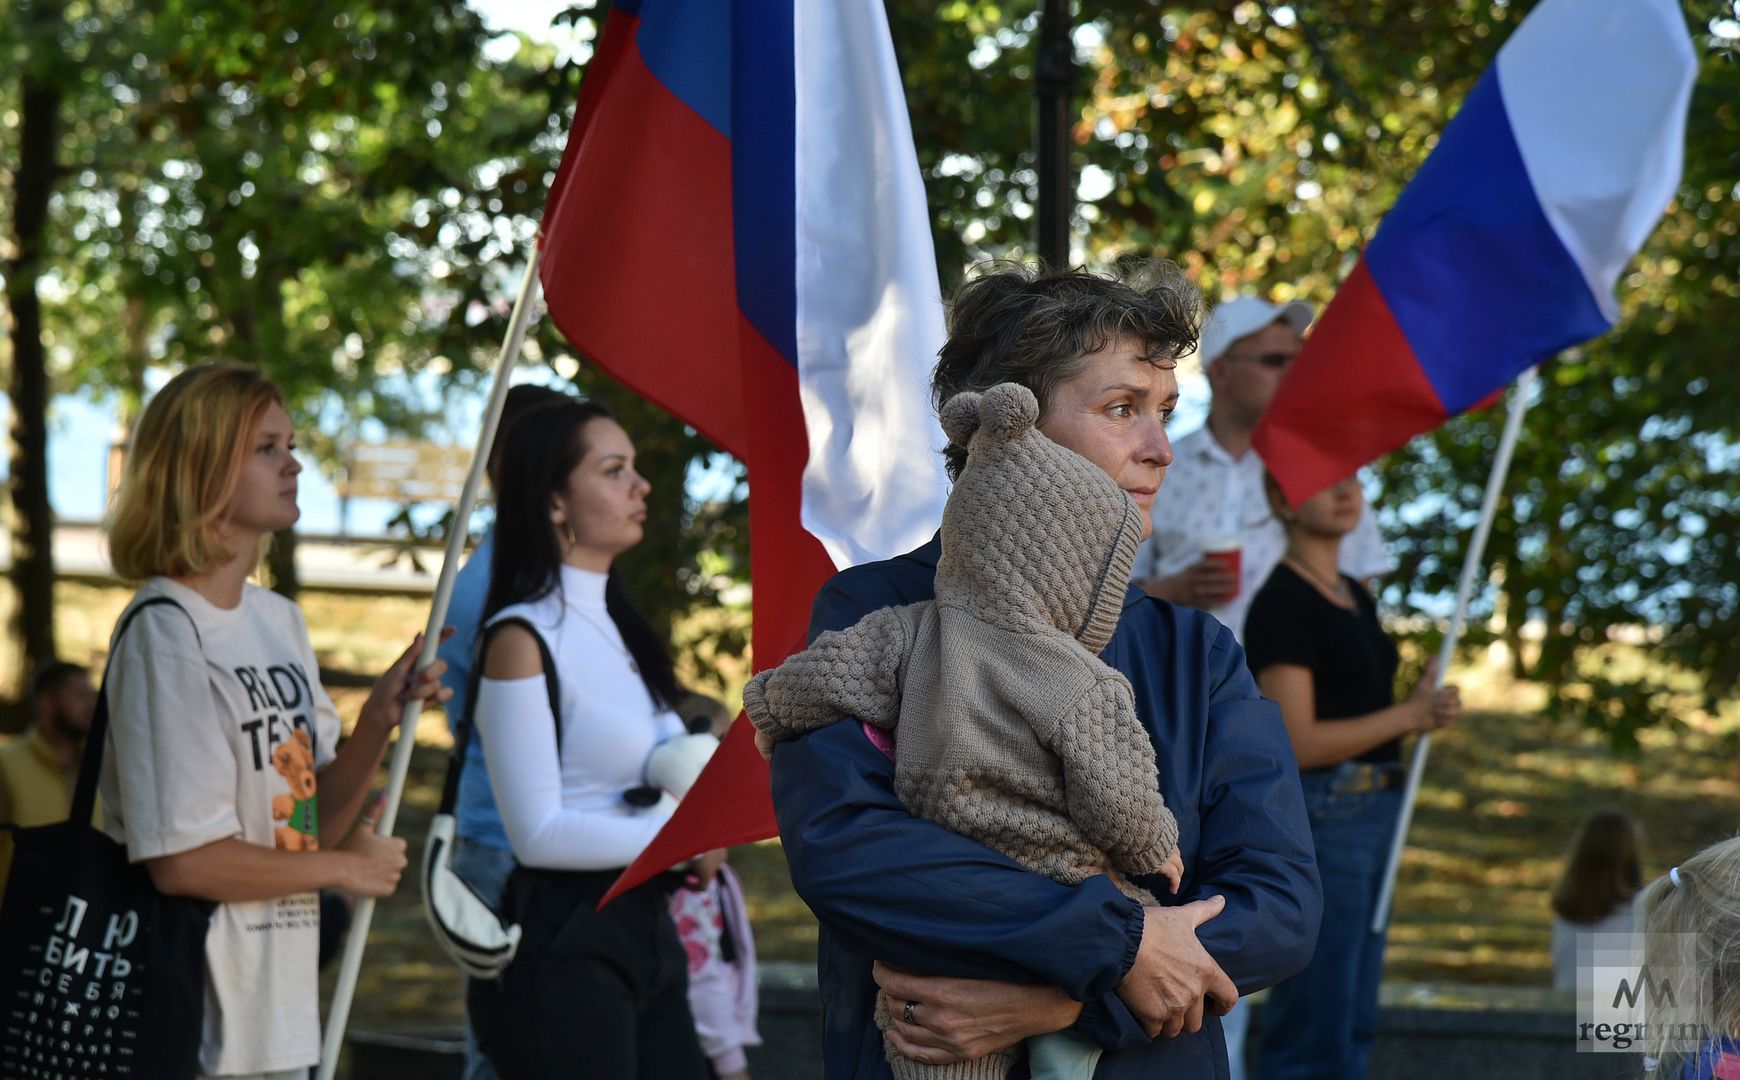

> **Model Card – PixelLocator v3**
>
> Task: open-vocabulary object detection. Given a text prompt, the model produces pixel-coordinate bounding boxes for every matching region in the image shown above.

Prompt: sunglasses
[1224,351,1296,370]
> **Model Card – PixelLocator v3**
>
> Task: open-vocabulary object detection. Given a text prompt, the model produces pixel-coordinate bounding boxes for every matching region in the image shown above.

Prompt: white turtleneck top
[473,564,685,870]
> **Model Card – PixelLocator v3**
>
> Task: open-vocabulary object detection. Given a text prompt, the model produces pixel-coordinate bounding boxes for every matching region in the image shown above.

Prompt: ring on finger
[902,1000,917,1025]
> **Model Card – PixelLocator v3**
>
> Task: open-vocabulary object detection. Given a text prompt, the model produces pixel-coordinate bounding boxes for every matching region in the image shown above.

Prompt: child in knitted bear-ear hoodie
[744,382,1181,1080]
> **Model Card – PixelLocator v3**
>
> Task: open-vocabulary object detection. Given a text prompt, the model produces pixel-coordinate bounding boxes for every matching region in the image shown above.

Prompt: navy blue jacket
[770,536,1321,1078]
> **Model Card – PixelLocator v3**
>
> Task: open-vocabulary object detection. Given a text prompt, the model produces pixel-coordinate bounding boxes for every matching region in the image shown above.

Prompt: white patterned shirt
[1132,425,1394,643]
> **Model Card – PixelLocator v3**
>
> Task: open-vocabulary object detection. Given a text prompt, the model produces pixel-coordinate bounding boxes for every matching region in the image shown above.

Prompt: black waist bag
[0,597,216,1080]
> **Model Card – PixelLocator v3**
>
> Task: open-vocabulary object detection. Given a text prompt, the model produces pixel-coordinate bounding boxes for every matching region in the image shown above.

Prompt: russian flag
[1253,0,1695,505]
[537,0,950,899]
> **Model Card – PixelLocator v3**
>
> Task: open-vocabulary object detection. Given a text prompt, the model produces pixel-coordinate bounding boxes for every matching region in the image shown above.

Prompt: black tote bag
[0,597,216,1080]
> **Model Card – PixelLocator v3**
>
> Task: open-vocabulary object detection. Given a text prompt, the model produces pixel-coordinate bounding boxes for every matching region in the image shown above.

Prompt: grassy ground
[8,580,1740,1036]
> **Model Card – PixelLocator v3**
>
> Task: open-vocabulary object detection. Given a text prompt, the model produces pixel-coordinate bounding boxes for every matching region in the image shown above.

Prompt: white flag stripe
[1496,0,1696,322]
[794,0,950,570]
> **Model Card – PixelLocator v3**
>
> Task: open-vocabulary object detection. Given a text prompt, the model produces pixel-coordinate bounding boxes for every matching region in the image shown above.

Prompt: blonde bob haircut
[107,364,284,581]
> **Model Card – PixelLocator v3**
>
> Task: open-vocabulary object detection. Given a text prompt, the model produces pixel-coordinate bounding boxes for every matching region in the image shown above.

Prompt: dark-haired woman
[1549,808,1642,989]
[1245,474,1461,1079]
[465,400,710,1078]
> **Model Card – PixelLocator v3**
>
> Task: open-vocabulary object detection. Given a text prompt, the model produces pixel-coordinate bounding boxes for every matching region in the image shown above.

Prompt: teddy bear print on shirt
[270,728,319,851]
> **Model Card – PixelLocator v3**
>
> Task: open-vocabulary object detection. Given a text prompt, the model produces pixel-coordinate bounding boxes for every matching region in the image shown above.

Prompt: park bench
[336,441,471,537]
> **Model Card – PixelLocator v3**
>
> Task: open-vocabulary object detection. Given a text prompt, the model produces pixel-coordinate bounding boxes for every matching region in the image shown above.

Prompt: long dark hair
[483,399,682,711]
[1551,808,1643,923]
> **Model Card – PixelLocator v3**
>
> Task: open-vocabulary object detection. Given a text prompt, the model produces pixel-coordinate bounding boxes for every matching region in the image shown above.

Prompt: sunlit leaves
[893,0,1736,743]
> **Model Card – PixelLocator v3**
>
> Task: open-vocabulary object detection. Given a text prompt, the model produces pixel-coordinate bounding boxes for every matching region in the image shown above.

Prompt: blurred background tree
[887,0,1738,745]
[1,0,738,692]
[4,0,1733,741]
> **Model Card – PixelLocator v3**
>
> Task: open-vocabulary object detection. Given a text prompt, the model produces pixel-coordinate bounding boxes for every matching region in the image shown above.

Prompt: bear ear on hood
[940,390,984,449]
[979,382,1040,442]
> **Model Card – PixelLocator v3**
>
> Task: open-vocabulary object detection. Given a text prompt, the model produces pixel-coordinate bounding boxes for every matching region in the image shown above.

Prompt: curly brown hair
[932,260,1201,479]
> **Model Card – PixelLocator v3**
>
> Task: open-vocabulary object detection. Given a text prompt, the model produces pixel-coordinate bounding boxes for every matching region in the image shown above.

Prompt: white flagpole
[1370,365,1539,935]
[318,250,543,1080]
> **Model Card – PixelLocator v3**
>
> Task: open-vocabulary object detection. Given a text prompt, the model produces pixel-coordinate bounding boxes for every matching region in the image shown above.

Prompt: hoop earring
[564,523,579,549]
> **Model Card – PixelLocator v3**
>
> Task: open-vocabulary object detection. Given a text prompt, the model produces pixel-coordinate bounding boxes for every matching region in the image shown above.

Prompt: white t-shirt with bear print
[99,577,341,1078]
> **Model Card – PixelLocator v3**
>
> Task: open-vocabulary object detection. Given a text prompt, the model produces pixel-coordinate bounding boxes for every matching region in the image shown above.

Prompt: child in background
[668,862,760,1079]
[669,694,762,1080]
[1550,808,1644,989]
[1638,835,1740,1078]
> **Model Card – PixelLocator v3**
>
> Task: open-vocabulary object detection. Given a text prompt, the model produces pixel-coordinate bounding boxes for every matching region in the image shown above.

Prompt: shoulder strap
[71,596,196,826]
[439,616,561,815]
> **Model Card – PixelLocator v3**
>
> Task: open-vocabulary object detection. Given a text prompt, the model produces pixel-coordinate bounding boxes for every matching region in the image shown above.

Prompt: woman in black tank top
[1243,473,1462,1080]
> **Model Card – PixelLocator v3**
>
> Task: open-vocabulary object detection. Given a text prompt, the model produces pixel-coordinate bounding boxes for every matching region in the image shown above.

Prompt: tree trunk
[266,528,299,599]
[105,296,151,501]
[1529,510,1577,687]
[5,61,63,689]
[258,266,297,600]
[211,245,299,599]
[1502,566,1530,681]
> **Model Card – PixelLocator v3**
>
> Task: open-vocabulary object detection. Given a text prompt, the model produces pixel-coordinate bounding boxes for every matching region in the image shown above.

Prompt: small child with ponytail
[1639,836,1740,1077]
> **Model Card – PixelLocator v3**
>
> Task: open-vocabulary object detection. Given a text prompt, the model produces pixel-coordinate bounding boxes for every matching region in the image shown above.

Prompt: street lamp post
[1036,0,1073,267]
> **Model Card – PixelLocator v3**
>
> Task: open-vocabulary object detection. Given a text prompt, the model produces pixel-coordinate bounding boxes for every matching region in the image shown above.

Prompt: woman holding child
[762,262,1322,1079]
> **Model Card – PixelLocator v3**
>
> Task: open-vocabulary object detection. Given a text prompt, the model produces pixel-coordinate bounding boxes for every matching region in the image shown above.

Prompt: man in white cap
[1136,294,1393,644]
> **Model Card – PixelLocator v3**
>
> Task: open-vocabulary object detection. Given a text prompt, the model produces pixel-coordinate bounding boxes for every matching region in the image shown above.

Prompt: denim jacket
[438,528,511,850]
[770,535,1321,1078]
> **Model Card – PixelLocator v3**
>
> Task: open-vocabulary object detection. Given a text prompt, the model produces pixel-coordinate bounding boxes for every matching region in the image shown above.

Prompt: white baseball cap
[1198,296,1314,365]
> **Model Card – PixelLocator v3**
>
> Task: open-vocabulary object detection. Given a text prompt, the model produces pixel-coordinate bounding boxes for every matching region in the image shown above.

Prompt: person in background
[667,693,762,1080]
[0,660,97,897]
[1549,808,1644,990]
[1244,472,1460,1080]
[436,382,571,1080]
[1135,295,1391,638]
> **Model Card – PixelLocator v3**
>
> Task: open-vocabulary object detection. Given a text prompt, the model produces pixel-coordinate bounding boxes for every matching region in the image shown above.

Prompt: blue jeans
[1222,997,1250,1080]
[452,837,516,1080]
[1257,764,1401,1080]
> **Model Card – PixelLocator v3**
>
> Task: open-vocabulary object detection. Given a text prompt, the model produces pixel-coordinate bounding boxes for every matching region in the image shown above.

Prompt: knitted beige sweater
[745,383,1179,906]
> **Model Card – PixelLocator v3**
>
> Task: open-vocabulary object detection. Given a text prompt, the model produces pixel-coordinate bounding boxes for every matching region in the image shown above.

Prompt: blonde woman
[101,364,449,1080]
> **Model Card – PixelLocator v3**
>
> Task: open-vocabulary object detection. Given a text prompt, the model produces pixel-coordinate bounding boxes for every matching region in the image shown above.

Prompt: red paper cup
[1202,539,1242,602]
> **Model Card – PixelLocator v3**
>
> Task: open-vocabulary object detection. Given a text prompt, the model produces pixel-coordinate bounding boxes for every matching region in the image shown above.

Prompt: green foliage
[39,1,530,427]
[9,0,1735,733]
[10,0,736,657]
[891,0,1738,745]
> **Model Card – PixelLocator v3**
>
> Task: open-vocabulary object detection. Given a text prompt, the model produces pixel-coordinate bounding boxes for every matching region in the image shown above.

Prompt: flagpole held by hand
[1370,365,1538,935]
[317,249,544,1080]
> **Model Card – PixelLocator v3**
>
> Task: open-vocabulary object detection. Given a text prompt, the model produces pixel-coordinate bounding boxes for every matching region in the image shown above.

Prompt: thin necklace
[563,596,639,673]
[1285,550,1352,605]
